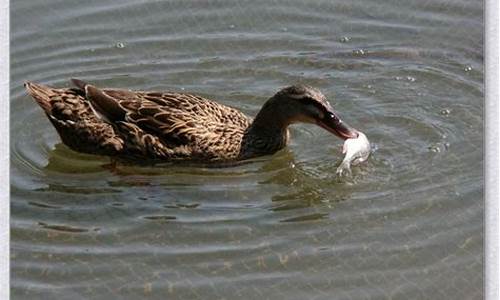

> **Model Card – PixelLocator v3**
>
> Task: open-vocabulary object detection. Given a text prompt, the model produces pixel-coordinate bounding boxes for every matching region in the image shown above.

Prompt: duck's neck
[243,98,291,156]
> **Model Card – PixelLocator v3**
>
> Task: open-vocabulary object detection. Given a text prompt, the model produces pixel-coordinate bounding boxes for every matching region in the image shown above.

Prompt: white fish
[336,131,370,176]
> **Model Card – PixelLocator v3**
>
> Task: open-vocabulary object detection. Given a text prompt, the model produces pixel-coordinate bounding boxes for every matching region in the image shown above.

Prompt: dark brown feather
[84,85,127,121]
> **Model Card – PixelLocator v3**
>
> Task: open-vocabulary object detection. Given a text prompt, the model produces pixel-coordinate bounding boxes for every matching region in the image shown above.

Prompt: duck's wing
[73,79,251,160]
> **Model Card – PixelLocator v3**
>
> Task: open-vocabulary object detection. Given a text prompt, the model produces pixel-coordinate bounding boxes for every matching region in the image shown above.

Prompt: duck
[25,79,359,163]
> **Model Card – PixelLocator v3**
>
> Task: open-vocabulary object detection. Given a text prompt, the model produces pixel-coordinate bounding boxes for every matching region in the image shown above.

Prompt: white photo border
[485,0,499,299]
[0,0,9,299]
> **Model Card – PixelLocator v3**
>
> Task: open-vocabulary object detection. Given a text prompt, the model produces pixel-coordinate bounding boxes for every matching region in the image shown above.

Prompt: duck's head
[267,85,358,140]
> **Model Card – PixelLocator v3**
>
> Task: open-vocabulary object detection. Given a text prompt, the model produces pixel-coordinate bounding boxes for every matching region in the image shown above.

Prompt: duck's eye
[327,112,342,123]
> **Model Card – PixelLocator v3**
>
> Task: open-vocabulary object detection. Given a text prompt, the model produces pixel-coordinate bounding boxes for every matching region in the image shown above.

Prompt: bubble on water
[352,49,365,56]
[464,65,472,72]
[428,145,441,153]
[440,108,451,116]
[363,85,376,94]
[229,24,236,29]
[115,42,125,49]
[340,36,350,43]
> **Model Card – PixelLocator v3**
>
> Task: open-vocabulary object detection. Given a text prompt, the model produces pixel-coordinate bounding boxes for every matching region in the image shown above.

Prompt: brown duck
[25,79,359,163]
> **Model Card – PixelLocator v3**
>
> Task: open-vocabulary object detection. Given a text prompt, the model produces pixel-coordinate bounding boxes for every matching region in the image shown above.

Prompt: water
[10,0,483,299]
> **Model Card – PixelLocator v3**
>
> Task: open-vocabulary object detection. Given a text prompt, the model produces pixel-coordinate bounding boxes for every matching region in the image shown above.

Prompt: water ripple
[11,0,483,298]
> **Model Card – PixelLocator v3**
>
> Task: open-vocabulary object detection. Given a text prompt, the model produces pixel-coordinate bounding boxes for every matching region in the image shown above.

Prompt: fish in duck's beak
[318,111,359,140]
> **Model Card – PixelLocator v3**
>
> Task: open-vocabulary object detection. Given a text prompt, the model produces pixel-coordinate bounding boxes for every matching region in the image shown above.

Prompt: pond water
[10,0,483,299]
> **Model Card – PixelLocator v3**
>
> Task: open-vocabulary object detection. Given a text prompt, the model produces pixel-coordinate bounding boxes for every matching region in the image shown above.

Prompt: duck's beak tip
[319,111,358,140]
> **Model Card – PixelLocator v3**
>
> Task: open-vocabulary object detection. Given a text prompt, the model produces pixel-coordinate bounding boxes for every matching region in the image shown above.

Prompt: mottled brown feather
[25,80,255,162]
[25,81,124,155]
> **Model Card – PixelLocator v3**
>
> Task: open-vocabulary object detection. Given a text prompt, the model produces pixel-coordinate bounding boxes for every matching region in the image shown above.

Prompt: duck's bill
[318,112,358,140]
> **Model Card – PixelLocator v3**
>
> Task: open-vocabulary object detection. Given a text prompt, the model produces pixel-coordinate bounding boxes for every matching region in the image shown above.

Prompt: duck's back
[121,90,253,160]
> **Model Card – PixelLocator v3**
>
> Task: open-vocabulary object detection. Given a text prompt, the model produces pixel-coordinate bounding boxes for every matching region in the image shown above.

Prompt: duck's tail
[24,81,56,113]
[24,81,124,155]
[25,81,91,123]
